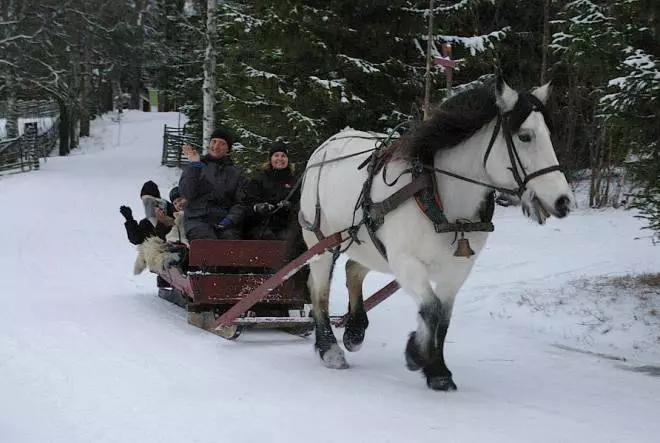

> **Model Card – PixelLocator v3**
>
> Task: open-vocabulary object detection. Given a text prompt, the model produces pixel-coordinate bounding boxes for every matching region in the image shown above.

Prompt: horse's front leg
[392,254,457,391]
[407,296,456,391]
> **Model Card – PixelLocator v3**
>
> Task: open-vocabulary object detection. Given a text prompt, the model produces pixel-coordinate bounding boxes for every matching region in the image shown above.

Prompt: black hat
[210,127,234,150]
[169,186,181,202]
[140,180,161,198]
[268,141,288,158]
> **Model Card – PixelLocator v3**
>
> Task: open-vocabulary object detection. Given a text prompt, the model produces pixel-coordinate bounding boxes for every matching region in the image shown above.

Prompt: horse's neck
[434,121,495,221]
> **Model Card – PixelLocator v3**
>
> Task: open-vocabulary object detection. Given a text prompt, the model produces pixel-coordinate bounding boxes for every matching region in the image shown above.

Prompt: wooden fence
[0,119,59,175]
[161,125,201,167]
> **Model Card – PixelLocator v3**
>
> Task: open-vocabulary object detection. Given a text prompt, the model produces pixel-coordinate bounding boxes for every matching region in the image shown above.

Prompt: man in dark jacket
[179,128,248,240]
[120,180,172,245]
[245,141,299,240]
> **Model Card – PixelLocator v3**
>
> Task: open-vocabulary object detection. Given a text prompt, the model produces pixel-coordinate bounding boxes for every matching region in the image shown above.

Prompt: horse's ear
[495,77,518,113]
[531,82,552,104]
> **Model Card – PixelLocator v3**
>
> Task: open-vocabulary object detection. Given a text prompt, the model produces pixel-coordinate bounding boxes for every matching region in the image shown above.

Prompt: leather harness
[302,98,562,260]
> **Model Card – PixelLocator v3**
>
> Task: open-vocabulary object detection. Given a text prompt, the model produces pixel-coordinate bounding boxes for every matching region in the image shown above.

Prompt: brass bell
[454,233,475,258]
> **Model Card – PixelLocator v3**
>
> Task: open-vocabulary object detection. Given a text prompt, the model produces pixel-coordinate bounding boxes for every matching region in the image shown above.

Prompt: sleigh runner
[156,234,400,339]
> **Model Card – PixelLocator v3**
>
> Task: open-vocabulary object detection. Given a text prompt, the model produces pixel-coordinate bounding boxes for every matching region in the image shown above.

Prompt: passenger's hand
[276,200,291,209]
[120,205,134,221]
[253,203,275,215]
[182,144,200,162]
[214,218,233,231]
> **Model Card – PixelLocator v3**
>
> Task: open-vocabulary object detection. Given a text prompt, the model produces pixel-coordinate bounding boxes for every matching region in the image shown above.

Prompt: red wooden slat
[188,239,286,268]
[214,233,344,328]
[188,274,300,304]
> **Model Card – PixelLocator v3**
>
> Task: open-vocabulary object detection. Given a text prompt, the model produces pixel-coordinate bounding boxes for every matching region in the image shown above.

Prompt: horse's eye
[518,133,532,143]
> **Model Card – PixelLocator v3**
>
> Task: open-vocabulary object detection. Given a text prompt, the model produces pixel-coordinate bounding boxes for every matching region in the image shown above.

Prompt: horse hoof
[404,332,425,371]
[342,328,365,352]
[426,375,457,391]
[320,344,349,369]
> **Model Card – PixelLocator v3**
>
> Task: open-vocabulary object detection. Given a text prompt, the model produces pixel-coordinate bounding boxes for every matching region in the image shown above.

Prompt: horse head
[486,78,574,223]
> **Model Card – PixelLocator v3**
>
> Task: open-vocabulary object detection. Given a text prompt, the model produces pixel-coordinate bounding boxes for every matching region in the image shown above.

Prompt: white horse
[291,78,574,391]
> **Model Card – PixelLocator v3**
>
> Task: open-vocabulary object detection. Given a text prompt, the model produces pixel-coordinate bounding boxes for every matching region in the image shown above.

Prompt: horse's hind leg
[309,252,348,369]
[343,259,369,352]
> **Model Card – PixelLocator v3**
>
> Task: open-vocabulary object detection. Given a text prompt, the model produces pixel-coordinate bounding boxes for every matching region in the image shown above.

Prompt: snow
[1,111,659,443]
[337,54,381,74]
[0,117,56,139]
[436,27,510,56]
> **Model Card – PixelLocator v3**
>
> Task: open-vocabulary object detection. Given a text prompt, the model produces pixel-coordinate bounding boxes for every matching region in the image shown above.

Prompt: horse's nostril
[555,195,571,217]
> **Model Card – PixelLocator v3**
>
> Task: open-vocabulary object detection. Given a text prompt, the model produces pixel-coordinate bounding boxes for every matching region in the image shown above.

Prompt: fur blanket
[165,212,188,246]
[133,236,184,275]
[132,201,188,275]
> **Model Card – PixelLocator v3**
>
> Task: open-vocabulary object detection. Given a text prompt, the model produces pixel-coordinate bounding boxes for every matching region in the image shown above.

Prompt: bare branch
[0,27,44,47]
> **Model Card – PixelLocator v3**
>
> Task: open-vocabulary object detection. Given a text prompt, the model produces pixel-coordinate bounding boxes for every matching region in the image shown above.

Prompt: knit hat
[140,180,161,198]
[210,127,234,150]
[169,186,181,202]
[268,141,289,158]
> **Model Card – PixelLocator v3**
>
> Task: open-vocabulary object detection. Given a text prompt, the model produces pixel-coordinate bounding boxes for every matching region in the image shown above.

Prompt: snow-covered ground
[1,111,658,443]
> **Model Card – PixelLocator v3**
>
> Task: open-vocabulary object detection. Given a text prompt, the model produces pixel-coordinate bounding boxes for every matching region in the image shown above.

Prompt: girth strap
[363,175,433,259]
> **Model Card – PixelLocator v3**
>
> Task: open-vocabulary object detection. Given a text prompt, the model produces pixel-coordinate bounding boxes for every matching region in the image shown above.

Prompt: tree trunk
[79,31,91,137]
[131,67,141,110]
[202,0,217,149]
[69,102,79,149]
[5,71,19,139]
[58,99,70,156]
[540,0,551,84]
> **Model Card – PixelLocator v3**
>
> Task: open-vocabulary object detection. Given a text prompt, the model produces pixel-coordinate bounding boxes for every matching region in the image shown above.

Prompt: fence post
[23,122,38,171]
[162,124,168,166]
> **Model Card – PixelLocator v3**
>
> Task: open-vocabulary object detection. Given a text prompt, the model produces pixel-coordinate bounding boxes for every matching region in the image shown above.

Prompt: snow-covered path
[1,111,658,443]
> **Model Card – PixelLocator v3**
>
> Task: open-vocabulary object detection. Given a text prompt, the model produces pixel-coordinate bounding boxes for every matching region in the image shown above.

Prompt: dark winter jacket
[124,218,171,245]
[178,154,248,228]
[246,166,299,233]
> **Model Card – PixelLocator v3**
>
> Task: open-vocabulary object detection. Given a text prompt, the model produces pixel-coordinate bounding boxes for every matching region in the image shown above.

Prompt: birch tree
[202,0,217,149]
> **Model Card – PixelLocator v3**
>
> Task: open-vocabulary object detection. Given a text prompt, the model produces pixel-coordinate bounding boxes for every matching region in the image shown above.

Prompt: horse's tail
[283,202,311,303]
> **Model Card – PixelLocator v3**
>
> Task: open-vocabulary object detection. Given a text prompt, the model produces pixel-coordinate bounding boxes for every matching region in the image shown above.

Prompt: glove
[120,205,134,221]
[276,200,292,209]
[214,218,233,231]
[253,203,275,215]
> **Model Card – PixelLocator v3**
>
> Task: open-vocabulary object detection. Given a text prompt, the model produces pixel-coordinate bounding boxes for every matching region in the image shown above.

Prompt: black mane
[390,85,550,162]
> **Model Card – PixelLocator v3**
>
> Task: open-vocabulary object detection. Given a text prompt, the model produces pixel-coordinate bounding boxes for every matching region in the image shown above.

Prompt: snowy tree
[597,0,660,238]
[200,0,511,168]
[551,0,627,207]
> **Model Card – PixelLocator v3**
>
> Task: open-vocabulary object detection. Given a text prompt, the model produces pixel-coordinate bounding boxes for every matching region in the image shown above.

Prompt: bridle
[482,96,562,197]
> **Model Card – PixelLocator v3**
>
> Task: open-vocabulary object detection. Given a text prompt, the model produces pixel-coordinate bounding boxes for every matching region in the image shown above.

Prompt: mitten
[120,205,134,221]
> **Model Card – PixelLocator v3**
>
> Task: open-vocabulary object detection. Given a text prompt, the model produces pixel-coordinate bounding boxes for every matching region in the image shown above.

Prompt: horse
[289,77,574,391]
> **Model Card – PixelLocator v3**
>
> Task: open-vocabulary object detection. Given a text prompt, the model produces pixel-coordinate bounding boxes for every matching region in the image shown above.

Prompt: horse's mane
[389,85,550,162]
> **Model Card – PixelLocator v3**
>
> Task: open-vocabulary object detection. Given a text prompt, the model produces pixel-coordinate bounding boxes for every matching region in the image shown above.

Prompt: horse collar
[411,158,494,234]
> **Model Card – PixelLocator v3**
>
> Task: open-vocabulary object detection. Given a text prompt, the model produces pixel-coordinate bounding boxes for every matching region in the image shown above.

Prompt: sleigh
[156,235,400,340]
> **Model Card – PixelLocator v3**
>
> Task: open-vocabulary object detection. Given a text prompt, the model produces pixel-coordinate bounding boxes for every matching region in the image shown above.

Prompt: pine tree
[206,0,510,169]
[597,0,660,239]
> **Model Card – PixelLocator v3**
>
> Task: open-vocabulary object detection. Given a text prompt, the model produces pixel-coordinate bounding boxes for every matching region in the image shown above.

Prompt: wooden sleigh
[157,234,400,340]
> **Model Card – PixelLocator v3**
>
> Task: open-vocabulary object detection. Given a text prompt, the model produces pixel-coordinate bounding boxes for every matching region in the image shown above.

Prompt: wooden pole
[423,0,435,120]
